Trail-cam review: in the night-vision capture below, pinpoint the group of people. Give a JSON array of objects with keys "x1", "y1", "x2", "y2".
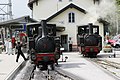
[{"x1": 4, "y1": 38, "x2": 27, "y2": 62}]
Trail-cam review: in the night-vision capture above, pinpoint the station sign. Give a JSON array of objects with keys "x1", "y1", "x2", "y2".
[{"x1": 11, "y1": 24, "x2": 26, "y2": 31}]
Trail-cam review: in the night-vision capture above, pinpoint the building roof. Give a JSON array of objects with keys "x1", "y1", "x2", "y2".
[
  {"x1": 0, "y1": 16, "x2": 37, "y2": 27},
  {"x1": 46, "y1": 3, "x2": 87, "y2": 22},
  {"x1": 28, "y1": 0, "x2": 37, "y2": 10}
]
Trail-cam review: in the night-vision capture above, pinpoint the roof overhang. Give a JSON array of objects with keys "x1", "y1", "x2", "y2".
[
  {"x1": 46, "y1": 3, "x2": 87, "y2": 22},
  {"x1": 27, "y1": 22, "x2": 65, "y2": 32},
  {"x1": 0, "y1": 16, "x2": 37, "y2": 28},
  {"x1": 28, "y1": 0, "x2": 38, "y2": 10}
]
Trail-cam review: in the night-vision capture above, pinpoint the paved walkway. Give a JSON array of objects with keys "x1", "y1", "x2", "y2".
[
  {"x1": 58, "y1": 52, "x2": 119, "y2": 80},
  {"x1": 0, "y1": 50, "x2": 119, "y2": 80},
  {"x1": 0, "y1": 51, "x2": 27, "y2": 80}
]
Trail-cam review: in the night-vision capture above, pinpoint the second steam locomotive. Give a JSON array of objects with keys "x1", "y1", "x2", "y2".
[{"x1": 77, "y1": 23, "x2": 102, "y2": 57}]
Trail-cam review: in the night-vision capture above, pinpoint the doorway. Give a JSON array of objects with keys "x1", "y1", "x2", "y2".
[{"x1": 61, "y1": 35, "x2": 68, "y2": 51}]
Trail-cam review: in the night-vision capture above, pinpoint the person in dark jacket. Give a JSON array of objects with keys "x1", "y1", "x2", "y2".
[{"x1": 16, "y1": 42, "x2": 27, "y2": 62}]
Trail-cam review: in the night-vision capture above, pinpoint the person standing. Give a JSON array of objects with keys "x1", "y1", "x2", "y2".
[
  {"x1": 12, "y1": 37, "x2": 16, "y2": 48},
  {"x1": 8, "y1": 39, "x2": 13, "y2": 55},
  {"x1": 5, "y1": 39, "x2": 9, "y2": 54},
  {"x1": 69, "y1": 37, "x2": 73, "y2": 52},
  {"x1": 16, "y1": 42, "x2": 27, "y2": 62}
]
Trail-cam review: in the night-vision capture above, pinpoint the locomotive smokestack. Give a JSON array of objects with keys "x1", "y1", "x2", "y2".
[
  {"x1": 88, "y1": 23, "x2": 93, "y2": 35},
  {"x1": 41, "y1": 20, "x2": 47, "y2": 36}
]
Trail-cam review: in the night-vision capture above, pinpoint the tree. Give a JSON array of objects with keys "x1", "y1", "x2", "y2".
[
  {"x1": 98, "y1": 0, "x2": 120, "y2": 36},
  {"x1": 116, "y1": 0, "x2": 120, "y2": 5}
]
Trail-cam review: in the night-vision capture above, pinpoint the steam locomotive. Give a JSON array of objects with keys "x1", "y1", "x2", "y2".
[
  {"x1": 27, "y1": 20, "x2": 61, "y2": 70},
  {"x1": 77, "y1": 23, "x2": 102, "y2": 57}
]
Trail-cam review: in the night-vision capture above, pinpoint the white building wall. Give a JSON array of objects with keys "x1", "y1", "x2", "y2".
[
  {"x1": 57, "y1": 0, "x2": 93, "y2": 10},
  {"x1": 50, "y1": 8, "x2": 85, "y2": 45},
  {"x1": 31, "y1": 0, "x2": 105, "y2": 50},
  {"x1": 33, "y1": 0, "x2": 57, "y2": 20},
  {"x1": 33, "y1": 0, "x2": 94, "y2": 21},
  {"x1": 48, "y1": 8, "x2": 104, "y2": 45}
]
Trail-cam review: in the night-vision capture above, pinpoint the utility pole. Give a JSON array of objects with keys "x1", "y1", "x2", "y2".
[
  {"x1": 8, "y1": 0, "x2": 13, "y2": 20},
  {"x1": 0, "y1": 0, "x2": 13, "y2": 21},
  {"x1": 116, "y1": 12, "x2": 119, "y2": 35},
  {"x1": 0, "y1": 0, "x2": 13, "y2": 45}
]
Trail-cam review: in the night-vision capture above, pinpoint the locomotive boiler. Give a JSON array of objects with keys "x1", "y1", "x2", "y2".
[
  {"x1": 27, "y1": 20, "x2": 61, "y2": 70},
  {"x1": 77, "y1": 23, "x2": 102, "y2": 57}
]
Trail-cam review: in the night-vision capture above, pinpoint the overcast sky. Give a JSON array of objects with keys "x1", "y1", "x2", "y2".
[
  {"x1": 12, "y1": 0, "x2": 31, "y2": 18},
  {"x1": 0, "y1": 0, "x2": 31, "y2": 19}
]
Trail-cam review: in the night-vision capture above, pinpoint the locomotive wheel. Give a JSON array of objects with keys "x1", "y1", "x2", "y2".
[
  {"x1": 51, "y1": 63, "x2": 55, "y2": 70},
  {"x1": 41, "y1": 64, "x2": 48, "y2": 70},
  {"x1": 89, "y1": 54, "x2": 97, "y2": 58},
  {"x1": 92, "y1": 55, "x2": 97, "y2": 58},
  {"x1": 36, "y1": 65, "x2": 39, "y2": 68},
  {"x1": 82, "y1": 52, "x2": 86, "y2": 57},
  {"x1": 55, "y1": 59, "x2": 58, "y2": 65},
  {"x1": 83, "y1": 54, "x2": 86, "y2": 57},
  {"x1": 83, "y1": 53, "x2": 88, "y2": 57}
]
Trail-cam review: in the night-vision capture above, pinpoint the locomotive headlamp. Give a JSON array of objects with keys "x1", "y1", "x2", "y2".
[
  {"x1": 31, "y1": 51, "x2": 34, "y2": 54},
  {"x1": 31, "y1": 54, "x2": 36, "y2": 61}
]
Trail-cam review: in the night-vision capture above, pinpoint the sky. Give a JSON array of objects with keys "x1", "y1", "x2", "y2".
[
  {"x1": 0, "y1": 0, "x2": 31, "y2": 19},
  {"x1": 12, "y1": 0, "x2": 31, "y2": 18}
]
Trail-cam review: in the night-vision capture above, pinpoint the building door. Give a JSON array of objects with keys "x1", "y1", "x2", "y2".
[{"x1": 61, "y1": 35, "x2": 68, "y2": 51}]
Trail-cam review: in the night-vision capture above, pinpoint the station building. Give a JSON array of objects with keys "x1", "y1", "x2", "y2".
[
  {"x1": 28, "y1": 0, "x2": 108, "y2": 51},
  {"x1": 29, "y1": 1, "x2": 110, "y2": 52}
]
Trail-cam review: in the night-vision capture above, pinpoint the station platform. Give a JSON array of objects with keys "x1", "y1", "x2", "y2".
[{"x1": 0, "y1": 51, "x2": 27, "y2": 80}]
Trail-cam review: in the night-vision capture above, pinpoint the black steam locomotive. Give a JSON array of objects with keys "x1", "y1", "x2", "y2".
[
  {"x1": 77, "y1": 23, "x2": 102, "y2": 57},
  {"x1": 27, "y1": 20, "x2": 61, "y2": 70}
]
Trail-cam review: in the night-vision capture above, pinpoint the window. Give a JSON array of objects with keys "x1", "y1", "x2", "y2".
[
  {"x1": 59, "y1": 0, "x2": 62, "y2": 2},
  {"x1": 61, "y1": 35, "x2": 67, "y2": 44},
  {"x1": 93, "y1": 28, "x2": 98, "y2": 34},
  {"x1": 93, "y1": 0, "x2": 100, "y2": 4},
  {"x1": 36, "y1": 0, "x2": 38, "y2": 6},
  {"x1": 68, "y1": 12, "x2": 75, "y2": 23}
]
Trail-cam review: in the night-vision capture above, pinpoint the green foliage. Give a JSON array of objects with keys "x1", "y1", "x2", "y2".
[{"x1": 116, "y1": 0, "x2": 120, "y2": 5}]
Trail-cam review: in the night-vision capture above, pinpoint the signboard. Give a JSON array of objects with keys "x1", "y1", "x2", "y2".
[{"x1": 11, "y1": 24, "x2": 26, "y2": 31}]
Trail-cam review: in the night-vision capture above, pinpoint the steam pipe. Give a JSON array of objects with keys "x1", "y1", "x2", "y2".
[
  {"x1": 40, "y1": 20, "x2": 47, "y2": 37},
  {"x1": 88, "y1": 23, "x2": 93, "y2": 35}
]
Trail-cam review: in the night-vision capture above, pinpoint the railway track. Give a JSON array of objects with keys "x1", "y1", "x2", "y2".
[
  {"x1": 14, "y1": 61, "x2": 74, "y2": 80},
  {"x1": 89, "y1": 58, "x2": 120, "y2": 79},
  {"x1": 30, "y1": 67, "x2": 73, "y2": 80}
]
